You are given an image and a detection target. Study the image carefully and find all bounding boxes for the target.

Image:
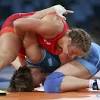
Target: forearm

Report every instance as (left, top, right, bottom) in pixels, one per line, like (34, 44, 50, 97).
(14, 5, 67, 34)
(22, 5, 73, 21)
(29, 4, 67, 19)
(29, 6, 56, 19)
(13, 16, 42, 34)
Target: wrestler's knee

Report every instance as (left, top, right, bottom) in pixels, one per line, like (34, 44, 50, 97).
(44, 72, 64, 93)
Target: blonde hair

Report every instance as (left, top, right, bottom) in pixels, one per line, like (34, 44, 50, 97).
(68, 28, 91, 53)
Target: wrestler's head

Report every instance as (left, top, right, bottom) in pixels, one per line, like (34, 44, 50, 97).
(8, 66, 34, 92)
(68, 28, 91, 55)
(59, 28, 92, 60)
(8, 66, 45, 92)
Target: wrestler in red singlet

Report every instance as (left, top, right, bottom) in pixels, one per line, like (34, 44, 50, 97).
(0, 12, 69, 61)
(37, 19, 69, 55)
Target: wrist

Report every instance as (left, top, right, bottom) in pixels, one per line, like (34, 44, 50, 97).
(53, 5, 66, 15)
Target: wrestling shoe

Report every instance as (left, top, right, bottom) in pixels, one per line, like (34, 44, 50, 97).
(92, 79, 100, 90)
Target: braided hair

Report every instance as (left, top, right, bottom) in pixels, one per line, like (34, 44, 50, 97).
(8, 66, 34, 92)
(68, 28, 92, 53)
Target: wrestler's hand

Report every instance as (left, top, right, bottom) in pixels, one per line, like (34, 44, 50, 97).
(54, 5, 74, 20)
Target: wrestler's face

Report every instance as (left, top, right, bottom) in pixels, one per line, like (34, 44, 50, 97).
(67, 45, 85, 60)
(62, 30, 86, 60)
(58, 35, 71, 55)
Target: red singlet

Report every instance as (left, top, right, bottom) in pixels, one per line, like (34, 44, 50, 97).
(37, 20, 69, 55)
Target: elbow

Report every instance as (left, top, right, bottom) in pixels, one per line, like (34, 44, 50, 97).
(13, 19, 24, 31)
(13, 19, 19, 27)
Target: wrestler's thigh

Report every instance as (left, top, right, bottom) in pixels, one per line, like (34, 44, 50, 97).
(54, 60, 91, 79)
(0, 32, 21, 56)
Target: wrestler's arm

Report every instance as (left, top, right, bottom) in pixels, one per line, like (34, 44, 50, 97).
(13, 4, 67, 27)
(14, 15, 61, 38)
(29, 4, 68, 19)
(13, 17, 43, 34)
(13, 5, 71, 36)
(13, 6, 58, 34)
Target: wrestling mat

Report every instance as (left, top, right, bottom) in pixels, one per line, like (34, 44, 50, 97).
(0, 66, 100, 100)
(0, 88, 100, 100)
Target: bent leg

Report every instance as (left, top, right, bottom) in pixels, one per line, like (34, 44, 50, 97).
(44, 60, 93, 92)
(0, 33, 21, 69)
(44, 71, 89, 92)
(55, 61, 92, 79)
